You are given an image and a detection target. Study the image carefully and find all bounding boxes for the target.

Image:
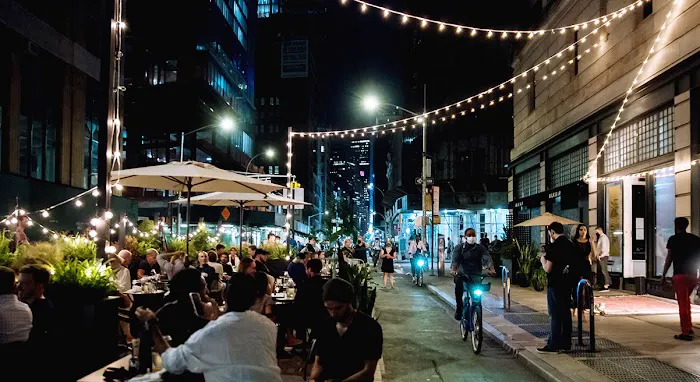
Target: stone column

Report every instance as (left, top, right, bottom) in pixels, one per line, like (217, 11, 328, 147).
(588, 135, 598, 228)
(674, 91, 691, 228)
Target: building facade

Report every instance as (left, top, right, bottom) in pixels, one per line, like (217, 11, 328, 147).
(509, 0, 700, 297)
(0, 0, 137, 233)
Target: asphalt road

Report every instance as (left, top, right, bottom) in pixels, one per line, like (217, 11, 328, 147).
(374, 271, 542, 382)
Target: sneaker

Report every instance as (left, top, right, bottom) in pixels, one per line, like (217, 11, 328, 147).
(674, 334, 693, 341)
(537, 345, 558, 353)
(600, 286, 610, 292)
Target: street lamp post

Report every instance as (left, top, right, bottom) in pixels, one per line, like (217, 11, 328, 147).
(245, 148, 275, 173)
(176, 118, 235, 234)
(307, 210, 329, 232)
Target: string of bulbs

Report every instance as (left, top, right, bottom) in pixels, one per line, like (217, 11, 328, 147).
(292, 10, 625, 140)
(343, 0, 649, 39)
(594, 160, 699, 182)
(583, 0, 682, 182)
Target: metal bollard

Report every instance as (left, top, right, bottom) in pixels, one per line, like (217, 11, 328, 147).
(501, 266, 511, 312)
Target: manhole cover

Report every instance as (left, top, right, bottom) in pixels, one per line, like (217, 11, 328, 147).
(504, 313, 550, 325)
(568, 337, 642, 358)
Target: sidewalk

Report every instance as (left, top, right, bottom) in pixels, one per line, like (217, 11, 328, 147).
(421, 270, 700, 382)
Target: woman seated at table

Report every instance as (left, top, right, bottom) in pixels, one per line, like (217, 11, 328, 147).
(194, 252, 216, 291)
(238, 258, 256, 275)
(228, 247, 241, 270)
(250, 272, 274, 317)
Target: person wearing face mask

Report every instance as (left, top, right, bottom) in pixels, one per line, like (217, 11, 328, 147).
(451, 228, 495, 320)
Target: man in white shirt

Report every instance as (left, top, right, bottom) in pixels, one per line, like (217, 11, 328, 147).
(592, 227, 612, 291)
(110, 250, 133, 293)
(136, 273, 282, 382)
(0, 266, 32, 344)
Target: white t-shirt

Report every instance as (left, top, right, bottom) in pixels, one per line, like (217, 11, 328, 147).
(162, 311, 282, 382)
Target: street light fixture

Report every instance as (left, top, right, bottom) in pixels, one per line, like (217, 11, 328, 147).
(180, 118, 236, 161)
(245, 148, 276, 173)
(307, 210, 330, 231)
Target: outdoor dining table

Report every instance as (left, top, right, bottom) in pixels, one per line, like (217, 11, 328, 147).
(126, 290, 167, 311)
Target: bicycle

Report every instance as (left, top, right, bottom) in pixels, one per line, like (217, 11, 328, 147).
(414, 255, 427, 287)
(458, 274, 491, 354)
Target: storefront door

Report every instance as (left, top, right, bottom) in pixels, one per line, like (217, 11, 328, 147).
(605, 182, 624, 274)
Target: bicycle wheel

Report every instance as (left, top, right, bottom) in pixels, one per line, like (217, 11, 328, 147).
(471, 304, 483, 354)
(460, 308, 469, 341)
(417, 270, 424, 287)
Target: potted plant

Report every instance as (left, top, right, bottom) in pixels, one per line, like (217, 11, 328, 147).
(515, 241, 538, 288)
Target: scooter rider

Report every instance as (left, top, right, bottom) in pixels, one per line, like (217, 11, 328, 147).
(451, 228, 495, 320)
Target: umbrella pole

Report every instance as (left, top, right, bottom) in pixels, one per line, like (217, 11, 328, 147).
(185, 184, 192, 256)
(239, 203, 244, 255)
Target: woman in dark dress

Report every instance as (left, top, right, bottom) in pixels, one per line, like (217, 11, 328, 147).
(573, 224, 594, 308)
(381, 241, 397, 289)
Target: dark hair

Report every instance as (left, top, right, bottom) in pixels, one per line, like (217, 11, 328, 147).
(19, 264, 51, 286)
(574, 224, 589, 240)
(0, 266, 16, 295)
(675, 217, 690, 232)
(465, 228, 476, 236)
(216, 244, 225, 251)
(549, 222, 564, 234)
(323, 278, 354, 303)
(307, 259, 322, 274)
(254, 249, 268, 258)
(226, 273, 257, 312)
(168, 268, 203, 298)
(296, 252, 306, 259)
(253, 272, 269, 298)
(267, 232, 276, 238)
(248, 245, 257, 251)
(207, 251, 218, 262)
(238, 257, 255, 273)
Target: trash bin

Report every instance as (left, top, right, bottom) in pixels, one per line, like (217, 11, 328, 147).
(634, 276, 646, 295)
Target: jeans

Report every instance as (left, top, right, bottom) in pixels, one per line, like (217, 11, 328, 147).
(591, 256, 612, 287)
(547, 287, 572, 350)
(673, 274, 697, 335)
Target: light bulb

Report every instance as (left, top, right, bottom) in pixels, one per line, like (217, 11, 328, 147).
(10, 217, 18, 225)
(53, 234, 59, 239)
(42, 228, 48, 234)
(75, 200, 83, 207)
(26, 220, 33, 226)
(92, 189, 100, 197)
(89, 229, 97, 238)
(18, 209, 25, 216)
(42, 210, 49, 218)
(115, 184, 124, 191)
(132, 228, 137, 234)
(104, 211, 114, 220)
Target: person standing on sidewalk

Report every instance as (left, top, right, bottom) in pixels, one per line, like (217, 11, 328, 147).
(451, 228, 495, 320)
(380, 241, 397, 289)
(661, 217, 700, 341)
(539, 222, 574, 353)
(591, 227, 612, 291)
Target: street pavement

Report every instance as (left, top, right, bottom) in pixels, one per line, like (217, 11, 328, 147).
(373, 268, 542, 382)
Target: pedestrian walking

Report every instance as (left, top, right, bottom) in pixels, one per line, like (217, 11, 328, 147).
(538, 222, 574, 353)
(381, 241, 397, 289)
(372, 238, 382, 268)
(661, 217, 700, 341)
(591, 227, 612, 291)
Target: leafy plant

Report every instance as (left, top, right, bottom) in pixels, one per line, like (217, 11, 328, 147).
(531, 268, 547, 291)
(345, 262, 377, 314)
(49, 258, 117, 302)
(0, 230, 13, 267)
(166, 236, 186, 253)
(60, 236, 97, 261)
(11, 242, 65, 270)
(188, 229, 216, 261)
(262, 243, 287, 260)
(125, 235, 159, 258)
(515, 240, 539, 283)
(137, 219, 156, 235)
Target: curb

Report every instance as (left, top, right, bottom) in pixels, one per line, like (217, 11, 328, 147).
(426, 284, 575, 382)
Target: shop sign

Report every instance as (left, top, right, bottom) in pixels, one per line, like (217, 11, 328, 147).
(548, 191, 561, 199)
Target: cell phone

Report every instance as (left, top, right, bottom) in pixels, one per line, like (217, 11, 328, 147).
(189, 292, 205, 318)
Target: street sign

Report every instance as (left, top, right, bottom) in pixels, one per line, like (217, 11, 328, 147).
(415, 177, 434, 186)
(432, 216, 441, 224)
(432, 186, 440, 215)
(221, 207, 230, 221)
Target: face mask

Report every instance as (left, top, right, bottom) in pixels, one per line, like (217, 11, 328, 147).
(466, 237, 476, 245)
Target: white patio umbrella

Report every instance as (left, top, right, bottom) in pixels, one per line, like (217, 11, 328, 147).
(171, 192, 310, 252)
(514, 212, 581, 227)
(111, 161, 284, 253)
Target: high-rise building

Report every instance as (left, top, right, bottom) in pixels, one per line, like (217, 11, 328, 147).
(329, 138, 372, 233)
(124, 0, 256, 172)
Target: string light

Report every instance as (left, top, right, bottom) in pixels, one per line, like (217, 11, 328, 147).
(75, 200, 83, 207)
(294, 14, 621, 140)
(584, 0, 681, 182)
(343, 0, 648, 39)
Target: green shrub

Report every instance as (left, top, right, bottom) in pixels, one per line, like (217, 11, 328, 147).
(262, 243, 287, 260)
(11, 242, 64, 270)
(50, 258, 117, 301)
(137, 219, 156, 234)
(125, 235, 159, 258)
(60, 236, 97, 261)
(189, 229, 216, 261)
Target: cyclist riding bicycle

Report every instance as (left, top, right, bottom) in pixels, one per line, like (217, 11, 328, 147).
(451, 228, 496, 320)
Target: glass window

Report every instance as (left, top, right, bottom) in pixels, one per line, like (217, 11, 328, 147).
(45, 115, 56, 182)
(606, 183, 623, 273)
(30, 119, 44, 179)
(19, 115, 29, 176)
(515, 167, 540, 199)
(604, 107, 674, 173)
(269, 97, 274, 106)
(549, 146, 586, 189)
(274, 166, 279, 175)
(654, 175, 675, 276)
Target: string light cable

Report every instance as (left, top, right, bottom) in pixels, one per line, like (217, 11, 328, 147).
(343, 0, 649, 39)
(294, 10, 627, 139)
(595, 159, 699, 182)
(583, 0, 684, 182)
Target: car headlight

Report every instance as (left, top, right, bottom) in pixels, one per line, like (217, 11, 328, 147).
(417, 259, 425, 267)
(473, 289, 483, 297)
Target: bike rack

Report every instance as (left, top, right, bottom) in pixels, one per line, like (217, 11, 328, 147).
(576, 279, 596, 352)
(501, 266, 511, 312)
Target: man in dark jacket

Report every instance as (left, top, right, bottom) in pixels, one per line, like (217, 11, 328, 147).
(451, 228, 495, 320)
(539, 222, 575, 352)
(295, 259, 328, 335)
